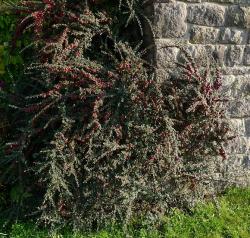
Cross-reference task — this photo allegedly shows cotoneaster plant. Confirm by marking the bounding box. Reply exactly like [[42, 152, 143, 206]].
[[0, 0, 242, 231]]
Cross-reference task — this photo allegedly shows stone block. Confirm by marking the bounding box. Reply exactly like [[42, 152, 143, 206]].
[[156, 46, 179, 69], [225, 45, 245, 66], [246, 7, 250, 28], [245, 118, 250, 137], [213, 45, 227, 66], [225, 6, 250, 28], [243, 46, 250, 65], [187, 3, 225, 27], [228, 97, 250, 118], [222, 74, 235, 84], [221, 74, 235, 94], [224, 155, 245, 169], [221, 66, 250, 75], [230, 119, 246, 136], [190, 26, 220, 44], [224, 75, 250, 98], [155, 44, 180, 83], [242, 156, 250, 169], [220, 28, 245, 44], [179, 44, 226, 67], [154, 2, 187, 38], [226, 136, 249, 154]]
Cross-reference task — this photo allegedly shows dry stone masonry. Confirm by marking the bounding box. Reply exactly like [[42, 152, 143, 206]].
[[152, 0, 250, 166]]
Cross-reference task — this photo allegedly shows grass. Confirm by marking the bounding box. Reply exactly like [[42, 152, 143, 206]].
[[0, 187, 249, 238]]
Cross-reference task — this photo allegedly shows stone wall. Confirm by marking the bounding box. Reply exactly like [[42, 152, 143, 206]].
[[152, 0, 250, 166]]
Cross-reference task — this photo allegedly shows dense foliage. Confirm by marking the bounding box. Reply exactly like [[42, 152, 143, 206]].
[[0, 0, 32, 159], [0, 0, 32, 93], [0, 1, 23, 88], [0, 0, 246, 231]]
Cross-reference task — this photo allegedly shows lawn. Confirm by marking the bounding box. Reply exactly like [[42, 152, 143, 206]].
[[0, 188, 249, 238]]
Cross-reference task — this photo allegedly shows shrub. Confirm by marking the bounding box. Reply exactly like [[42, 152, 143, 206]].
[[0, 0, 245, 231]]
